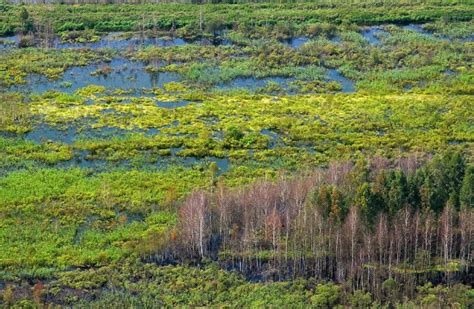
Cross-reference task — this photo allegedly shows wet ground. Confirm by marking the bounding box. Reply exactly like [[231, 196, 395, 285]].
[[0, 33, 225, 50], [10, 58, 181, 95], [283, 36, 309, 48], [327, 69, 355, 93], [217, 76, 296, 92], [2, 23, 464, 174], [17, 121, 233, 173], [5, 23, 458, 96], [8, 56, 356, 95], [361, 26, 390, 45], [3, 23, 470, 51]]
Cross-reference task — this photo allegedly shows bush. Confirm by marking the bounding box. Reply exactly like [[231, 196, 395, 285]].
[[311, 283, 341, 308], [350, 290, 373, 308]]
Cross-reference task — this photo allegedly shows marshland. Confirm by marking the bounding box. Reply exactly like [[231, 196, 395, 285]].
[[0, 1, 473, 307]]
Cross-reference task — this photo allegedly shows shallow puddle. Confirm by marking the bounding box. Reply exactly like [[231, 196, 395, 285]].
[[361, 26, 389, 45], [24, 123, 157, 144], [401, 24, 455, 41], [61, 150, 111, 170], [329, 35, 341, 44], [0, 35, 19, 49], [156, 100, 193, 109], [160, 152, 230, 175], [25, 124, 77, 144], [21, 121, 231, 173], [208, 157, 230, 174], [402, 24, 434, 37], [327, 69, 355, 93], [283, 37, 309, 48], [260, 129, 282, 149]]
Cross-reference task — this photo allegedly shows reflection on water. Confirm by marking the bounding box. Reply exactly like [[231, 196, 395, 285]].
[[0, 32, 232, 50], [216, 68, 355, 93], [0, 34, 188, 50], [54, 36, 188, 50], [10, 58, 181, 95]]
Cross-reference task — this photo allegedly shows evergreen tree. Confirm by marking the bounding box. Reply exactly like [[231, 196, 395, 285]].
[[355, 182, 373, 223], [372, 170, 390, 213], [387, 170, 408, 216], [460, 165, 473, 209], [19, 7, 34, 33], [407, 170, 423, 209], [330, 186, 342, 222], [426, 151, 466, 211], [317, 185, 331, 218]]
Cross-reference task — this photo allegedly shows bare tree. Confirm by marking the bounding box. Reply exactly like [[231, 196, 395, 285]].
[[179, 191, 209, 257]]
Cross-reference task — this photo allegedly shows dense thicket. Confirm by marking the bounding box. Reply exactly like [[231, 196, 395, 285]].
[[174, 151, 473, 301]]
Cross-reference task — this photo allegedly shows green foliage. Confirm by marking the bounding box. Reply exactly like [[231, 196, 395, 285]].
[[382, 278, 399, 305], [0, 2, 470, 39], [0, 2, 472, 307], [417, 150, 466, 211], [18, 7, 34, 33], [416, 283, 474, 308], [0, 93, 31, 133], [349, 290, 373, 308], [310, 283, 341, 308], [0, 49, 114, 87], [460, 165, 474, 208]]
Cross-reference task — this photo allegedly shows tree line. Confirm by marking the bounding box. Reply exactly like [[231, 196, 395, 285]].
[[167, 151, 473, 302], [4, 0, 459, 5]]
